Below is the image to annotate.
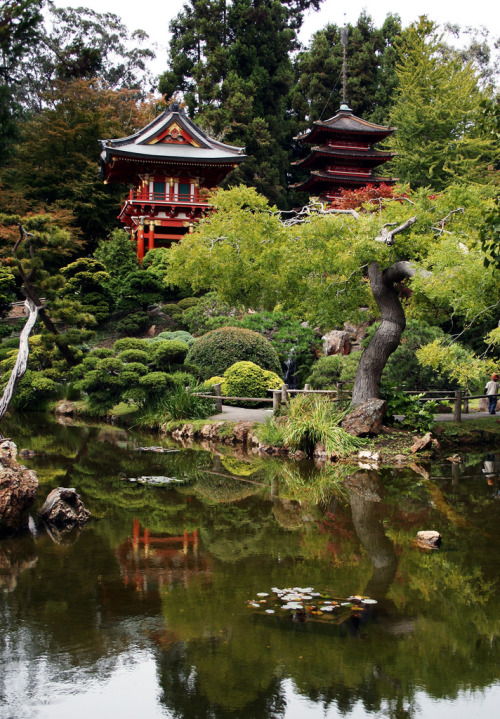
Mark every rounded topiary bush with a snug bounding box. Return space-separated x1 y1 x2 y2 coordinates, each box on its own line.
177 297 200 310
117 348 150 364
154 330 195 347
116 311 150 336
162 303 182 317
223 361 282 399
151 340 189 369
113 337 149 353
188 326 282 380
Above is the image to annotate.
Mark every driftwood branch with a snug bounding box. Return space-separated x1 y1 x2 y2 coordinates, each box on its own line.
0 299 39 421
280 202 360 226
374 216 418 245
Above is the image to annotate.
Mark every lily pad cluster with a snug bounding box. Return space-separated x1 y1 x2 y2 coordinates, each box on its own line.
246 587 377 622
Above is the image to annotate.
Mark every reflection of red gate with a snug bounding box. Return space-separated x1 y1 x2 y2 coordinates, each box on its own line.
116 518 211 594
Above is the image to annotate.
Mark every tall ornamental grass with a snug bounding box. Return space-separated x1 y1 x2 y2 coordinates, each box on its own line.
258 394 365 458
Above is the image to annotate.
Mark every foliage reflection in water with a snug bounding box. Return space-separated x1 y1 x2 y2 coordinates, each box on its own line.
0 414 500 718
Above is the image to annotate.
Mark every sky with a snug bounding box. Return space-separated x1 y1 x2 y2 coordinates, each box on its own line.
53 0 499 77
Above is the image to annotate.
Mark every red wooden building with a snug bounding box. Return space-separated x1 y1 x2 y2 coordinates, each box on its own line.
291 104 397 201
100 103 246 260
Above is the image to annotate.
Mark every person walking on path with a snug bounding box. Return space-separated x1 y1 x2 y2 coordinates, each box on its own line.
485 373 499 415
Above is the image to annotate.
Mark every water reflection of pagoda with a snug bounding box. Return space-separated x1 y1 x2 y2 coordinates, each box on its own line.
116 519 211 594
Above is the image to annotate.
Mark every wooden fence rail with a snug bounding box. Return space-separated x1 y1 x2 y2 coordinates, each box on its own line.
194 383 495 422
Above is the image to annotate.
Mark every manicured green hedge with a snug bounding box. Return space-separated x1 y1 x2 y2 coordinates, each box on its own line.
188 326 282 379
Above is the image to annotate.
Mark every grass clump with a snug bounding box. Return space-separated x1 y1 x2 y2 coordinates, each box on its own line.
258 394 365 458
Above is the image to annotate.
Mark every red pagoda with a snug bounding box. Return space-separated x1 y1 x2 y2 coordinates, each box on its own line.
100 103 246 260
291 104 397 201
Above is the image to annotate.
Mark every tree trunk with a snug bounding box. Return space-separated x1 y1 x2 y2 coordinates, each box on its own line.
352 260 420 405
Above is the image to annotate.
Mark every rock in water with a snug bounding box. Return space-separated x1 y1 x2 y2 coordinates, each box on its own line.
39 487 90 527
341 399 387 436
0 441 38 532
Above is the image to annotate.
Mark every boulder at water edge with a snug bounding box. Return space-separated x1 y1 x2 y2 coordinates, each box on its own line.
0 440 38 532
39 487 90 527
341 399 387 436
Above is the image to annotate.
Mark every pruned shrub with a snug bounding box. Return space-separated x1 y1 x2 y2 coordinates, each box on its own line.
177 297 200 310
188 326 282 379
307 355 344 389
151 340 189 369
163 303 182 317
113 337 149 353
116 311 150 336
223 361 281 400
154 330 196 347
89 347 115 359
117 349 150 364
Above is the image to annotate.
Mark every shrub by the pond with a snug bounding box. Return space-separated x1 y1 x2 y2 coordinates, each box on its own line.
188 326 282 379
222 361 282 399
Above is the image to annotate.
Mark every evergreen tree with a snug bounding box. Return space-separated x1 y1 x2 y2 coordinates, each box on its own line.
292 12 402 127
159 0 322 207
388 18 498 189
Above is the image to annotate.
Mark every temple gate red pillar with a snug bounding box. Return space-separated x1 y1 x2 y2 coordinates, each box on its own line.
137 225 145 261
148 223 155 252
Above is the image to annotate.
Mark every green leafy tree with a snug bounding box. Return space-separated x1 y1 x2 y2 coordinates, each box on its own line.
60 258 112 324
0 0 44 161
1 80 159 249
168 183 499 402
388 18 498 189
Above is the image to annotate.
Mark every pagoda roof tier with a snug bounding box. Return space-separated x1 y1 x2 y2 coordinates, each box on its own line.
295 106 396 145
291 170 397 192
100 103 246 184
293 146 396 170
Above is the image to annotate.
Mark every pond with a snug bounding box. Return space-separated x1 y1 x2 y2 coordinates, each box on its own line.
1 414 500 719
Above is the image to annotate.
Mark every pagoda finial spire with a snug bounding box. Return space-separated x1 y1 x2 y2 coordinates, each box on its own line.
341 14 350 110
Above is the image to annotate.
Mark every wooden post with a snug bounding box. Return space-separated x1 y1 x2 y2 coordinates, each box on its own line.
454 390 462 423
272 390 281 415
281 383 289 405
304 383 311 392
213 383 222 412
463 390 469 414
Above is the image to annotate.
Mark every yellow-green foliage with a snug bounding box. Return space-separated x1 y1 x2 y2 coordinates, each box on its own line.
416 339 497 389
203 376 225 390
222 361 281 398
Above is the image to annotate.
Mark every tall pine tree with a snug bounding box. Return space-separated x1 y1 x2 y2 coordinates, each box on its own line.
159 0 322 207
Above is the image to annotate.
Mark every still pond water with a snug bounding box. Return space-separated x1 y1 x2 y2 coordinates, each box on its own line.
1 414 500 719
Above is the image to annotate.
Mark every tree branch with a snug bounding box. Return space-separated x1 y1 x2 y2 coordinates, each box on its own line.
0 299 39 422
374 216 418 245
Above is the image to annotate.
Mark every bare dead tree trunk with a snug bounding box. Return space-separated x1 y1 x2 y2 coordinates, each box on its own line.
352 260 426 405
0 299 39 421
